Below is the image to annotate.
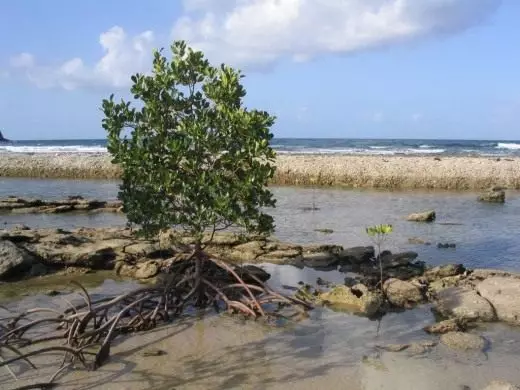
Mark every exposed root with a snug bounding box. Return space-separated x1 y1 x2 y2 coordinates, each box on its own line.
0 251 311 386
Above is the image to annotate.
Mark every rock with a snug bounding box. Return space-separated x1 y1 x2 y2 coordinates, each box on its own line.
381 251 418 269
481 380 520 390
314 228 334 234
424 319 465 334
437 243 457 249
319 284 382 316
435 287 496 322
470 269 515 280
384 278 424 307
134 261 159 279
337 246 374 265
0 240 33 279
140 348 167 357
43 205 75 213
440 332 486 351
255 249 302 264
408 237 431 245
384 264 425 281
377 344 409 352
428 275 463 294
301 252 338 269
406 210 436 222
46 290 60 296
407 341 437 355
228 240 266 262
478 189 505 203
477 277 520 325
424 264 465 281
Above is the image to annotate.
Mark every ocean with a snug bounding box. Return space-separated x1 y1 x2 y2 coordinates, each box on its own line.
1 138 520 156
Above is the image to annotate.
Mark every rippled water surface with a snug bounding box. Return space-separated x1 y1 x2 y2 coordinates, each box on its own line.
2 178 520 271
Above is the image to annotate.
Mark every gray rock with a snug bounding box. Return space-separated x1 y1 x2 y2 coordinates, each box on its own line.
381 251 418 269
0 240 33 279
406 210 436 222
424 318 465 334
481 380 520 390
477 277 520 325
301 252 338 269
384 278 424 307
424 264 465 281
337 246 374 265
435 287 496 322
440 332 486 351
478 189 505 203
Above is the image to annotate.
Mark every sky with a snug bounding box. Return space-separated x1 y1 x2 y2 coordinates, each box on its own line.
0 0 519 140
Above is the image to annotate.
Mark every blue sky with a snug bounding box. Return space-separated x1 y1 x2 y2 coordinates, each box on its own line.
0 0 518 140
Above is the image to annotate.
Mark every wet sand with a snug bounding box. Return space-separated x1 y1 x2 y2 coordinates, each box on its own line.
1 153 520 190
2 273 520 390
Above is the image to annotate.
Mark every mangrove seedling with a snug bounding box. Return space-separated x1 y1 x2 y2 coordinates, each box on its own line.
366 224 393 292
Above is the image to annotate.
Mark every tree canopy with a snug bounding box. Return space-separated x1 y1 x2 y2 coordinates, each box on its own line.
102 41 277 242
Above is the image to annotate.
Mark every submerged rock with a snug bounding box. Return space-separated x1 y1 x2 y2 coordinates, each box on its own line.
440 331 486 351
477 277 520 326
319 284 382 316
435 287 496 322
0 240 33 279
424 319 465 334
478 188 506 203
383 278 424 308
406 210 436 222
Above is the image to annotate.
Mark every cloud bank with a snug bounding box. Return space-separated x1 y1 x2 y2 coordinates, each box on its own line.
9 0 501 90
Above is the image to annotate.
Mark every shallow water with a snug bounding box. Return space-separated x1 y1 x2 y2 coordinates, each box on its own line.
2 178 520 271
2 269 520 390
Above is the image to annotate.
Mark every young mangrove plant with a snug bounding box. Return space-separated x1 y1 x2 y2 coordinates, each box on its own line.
366 224 393 292
0 41 309 382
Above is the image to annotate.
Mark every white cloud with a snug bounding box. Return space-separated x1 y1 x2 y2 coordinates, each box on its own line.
172 0 501 67
9 0 500 90
9 26 154 90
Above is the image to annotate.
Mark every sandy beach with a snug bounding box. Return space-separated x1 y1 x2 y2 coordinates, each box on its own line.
1 153 520 190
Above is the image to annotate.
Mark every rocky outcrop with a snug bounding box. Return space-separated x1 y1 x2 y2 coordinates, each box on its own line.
434 287 496 322
478 188 506 203
406 210 436 222
477 277 520 326
383 278 424 308
0 196 122 214
424 264 465 281
440 331 486 351
0 240 33 279
318 284 382 316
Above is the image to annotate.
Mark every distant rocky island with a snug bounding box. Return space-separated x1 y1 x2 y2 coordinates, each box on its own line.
0 130 10 143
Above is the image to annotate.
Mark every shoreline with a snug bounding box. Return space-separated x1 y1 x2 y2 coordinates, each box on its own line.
1 153 520 190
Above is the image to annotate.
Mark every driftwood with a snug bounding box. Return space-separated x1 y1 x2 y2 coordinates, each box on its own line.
0 252 311 389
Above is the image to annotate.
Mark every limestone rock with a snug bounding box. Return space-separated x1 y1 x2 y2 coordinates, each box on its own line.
384 278 424 307
134 261 159 279
424 264 465 281
406 210 436 222
319 284 382 316
423 319 465 334
440 332 486 351
337 246 374 265
0 240 33 279
481 380 520 390
435 287 496 322
477 277 520 325
478 188 505 203
301 252 338 269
